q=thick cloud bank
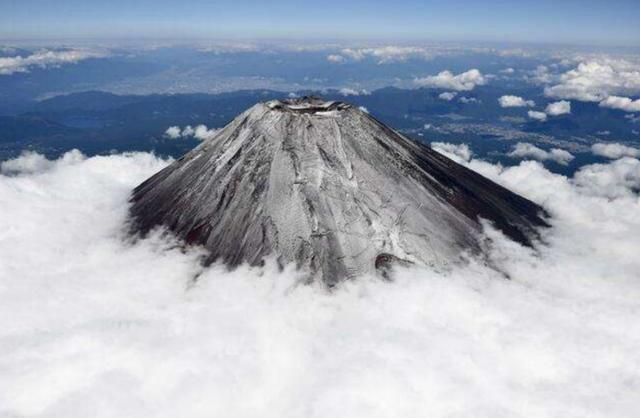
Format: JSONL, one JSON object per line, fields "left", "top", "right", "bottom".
{"left": 1, "top": 150, "right": 639, "bottom": 418}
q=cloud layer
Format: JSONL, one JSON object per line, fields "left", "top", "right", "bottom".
{"left": 327, "top": 46, "right": 438, "bottom": 64}
{"left": 0, "top": 49, "right": 107, "bottom": 75}
{"left": 1, "top": 150, "right": 639, "bottom": 418}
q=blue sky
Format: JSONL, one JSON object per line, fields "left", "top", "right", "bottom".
{"left": 1, "top": 0, "right": 639, "bottom": 46}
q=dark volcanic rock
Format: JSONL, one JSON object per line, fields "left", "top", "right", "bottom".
{"left": 129, "top": 97, "right": 547, "bottom": 285}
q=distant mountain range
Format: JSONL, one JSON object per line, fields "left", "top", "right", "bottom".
{"left": 1, "top": 88, "right": 637, "bottom": 175}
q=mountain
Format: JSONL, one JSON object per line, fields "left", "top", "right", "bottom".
{"left": 0, "top": 115, "right": 79, "bottom": 141}
{"left": 129, "top": 97, "right": 548, "bottom": 285}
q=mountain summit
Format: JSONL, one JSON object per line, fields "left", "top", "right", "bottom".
{"left": 129, "top": 97, "right": 547, "bottom": 285}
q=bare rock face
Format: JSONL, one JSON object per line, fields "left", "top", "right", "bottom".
{"left": 129, "top": 97, "right": 547, "bottom": 285}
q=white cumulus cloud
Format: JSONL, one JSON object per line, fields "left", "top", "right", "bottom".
{"left": 431, "top": 142, "right": 472, "bottom": 162}
{"left": 326, "top": 54, "right": 346, "bottom": 63}
{"left": 164, "top": 124, "right": 219, "bottom": 141}
{"left": 499, "top": 95, "right": 535, "bottom": 108}
{"left": 573, "top": 157, "right": 640, "bottom": 199}
{"left": 458, "top": 96, "right": 478, "bottom": 104}
{"left": 438, "top": 92, "right": 457, "bottom": 101}
{"left": 164, "top": 126, "right": 182, "bottom": 139}
{"left": 544, "top": 59, "right": 640, "bottom": 102}
{"left": 592, "top": 142, "right": 640, "bottom": 159}
{"left": 193, "top": 125, "right": 219, "bottom": 141}
{"left": 599, "top": 96, "right": 640, "bottom": 113}
{"left": 339, "top": 88, "right": 370, "bottom": 96}
{"left": 415, "top": 69, "right": 486, "bottom": 91}
{"left": 508, "top": 142, "right": 574, "bottom": 165}
{"left": 521, "top": 101, "right": 570, "bottom": 122}
{"left": 337, "top": 46, "right": 435, "bottom": 64}
{"left": 526, "top": 65, "right": 556, "bottom": 85}
{"left": 545, "top": 100, "right": 571, "bottom": 116}
{"left": 527, "top": 110, "right": 548, "bottom": 121}
{"left": 1, "top": 151, "right": 55, "bottom": 174}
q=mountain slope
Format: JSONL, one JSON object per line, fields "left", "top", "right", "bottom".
{"left": 129, "top": 97, "right": 547, "bottom": 285}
